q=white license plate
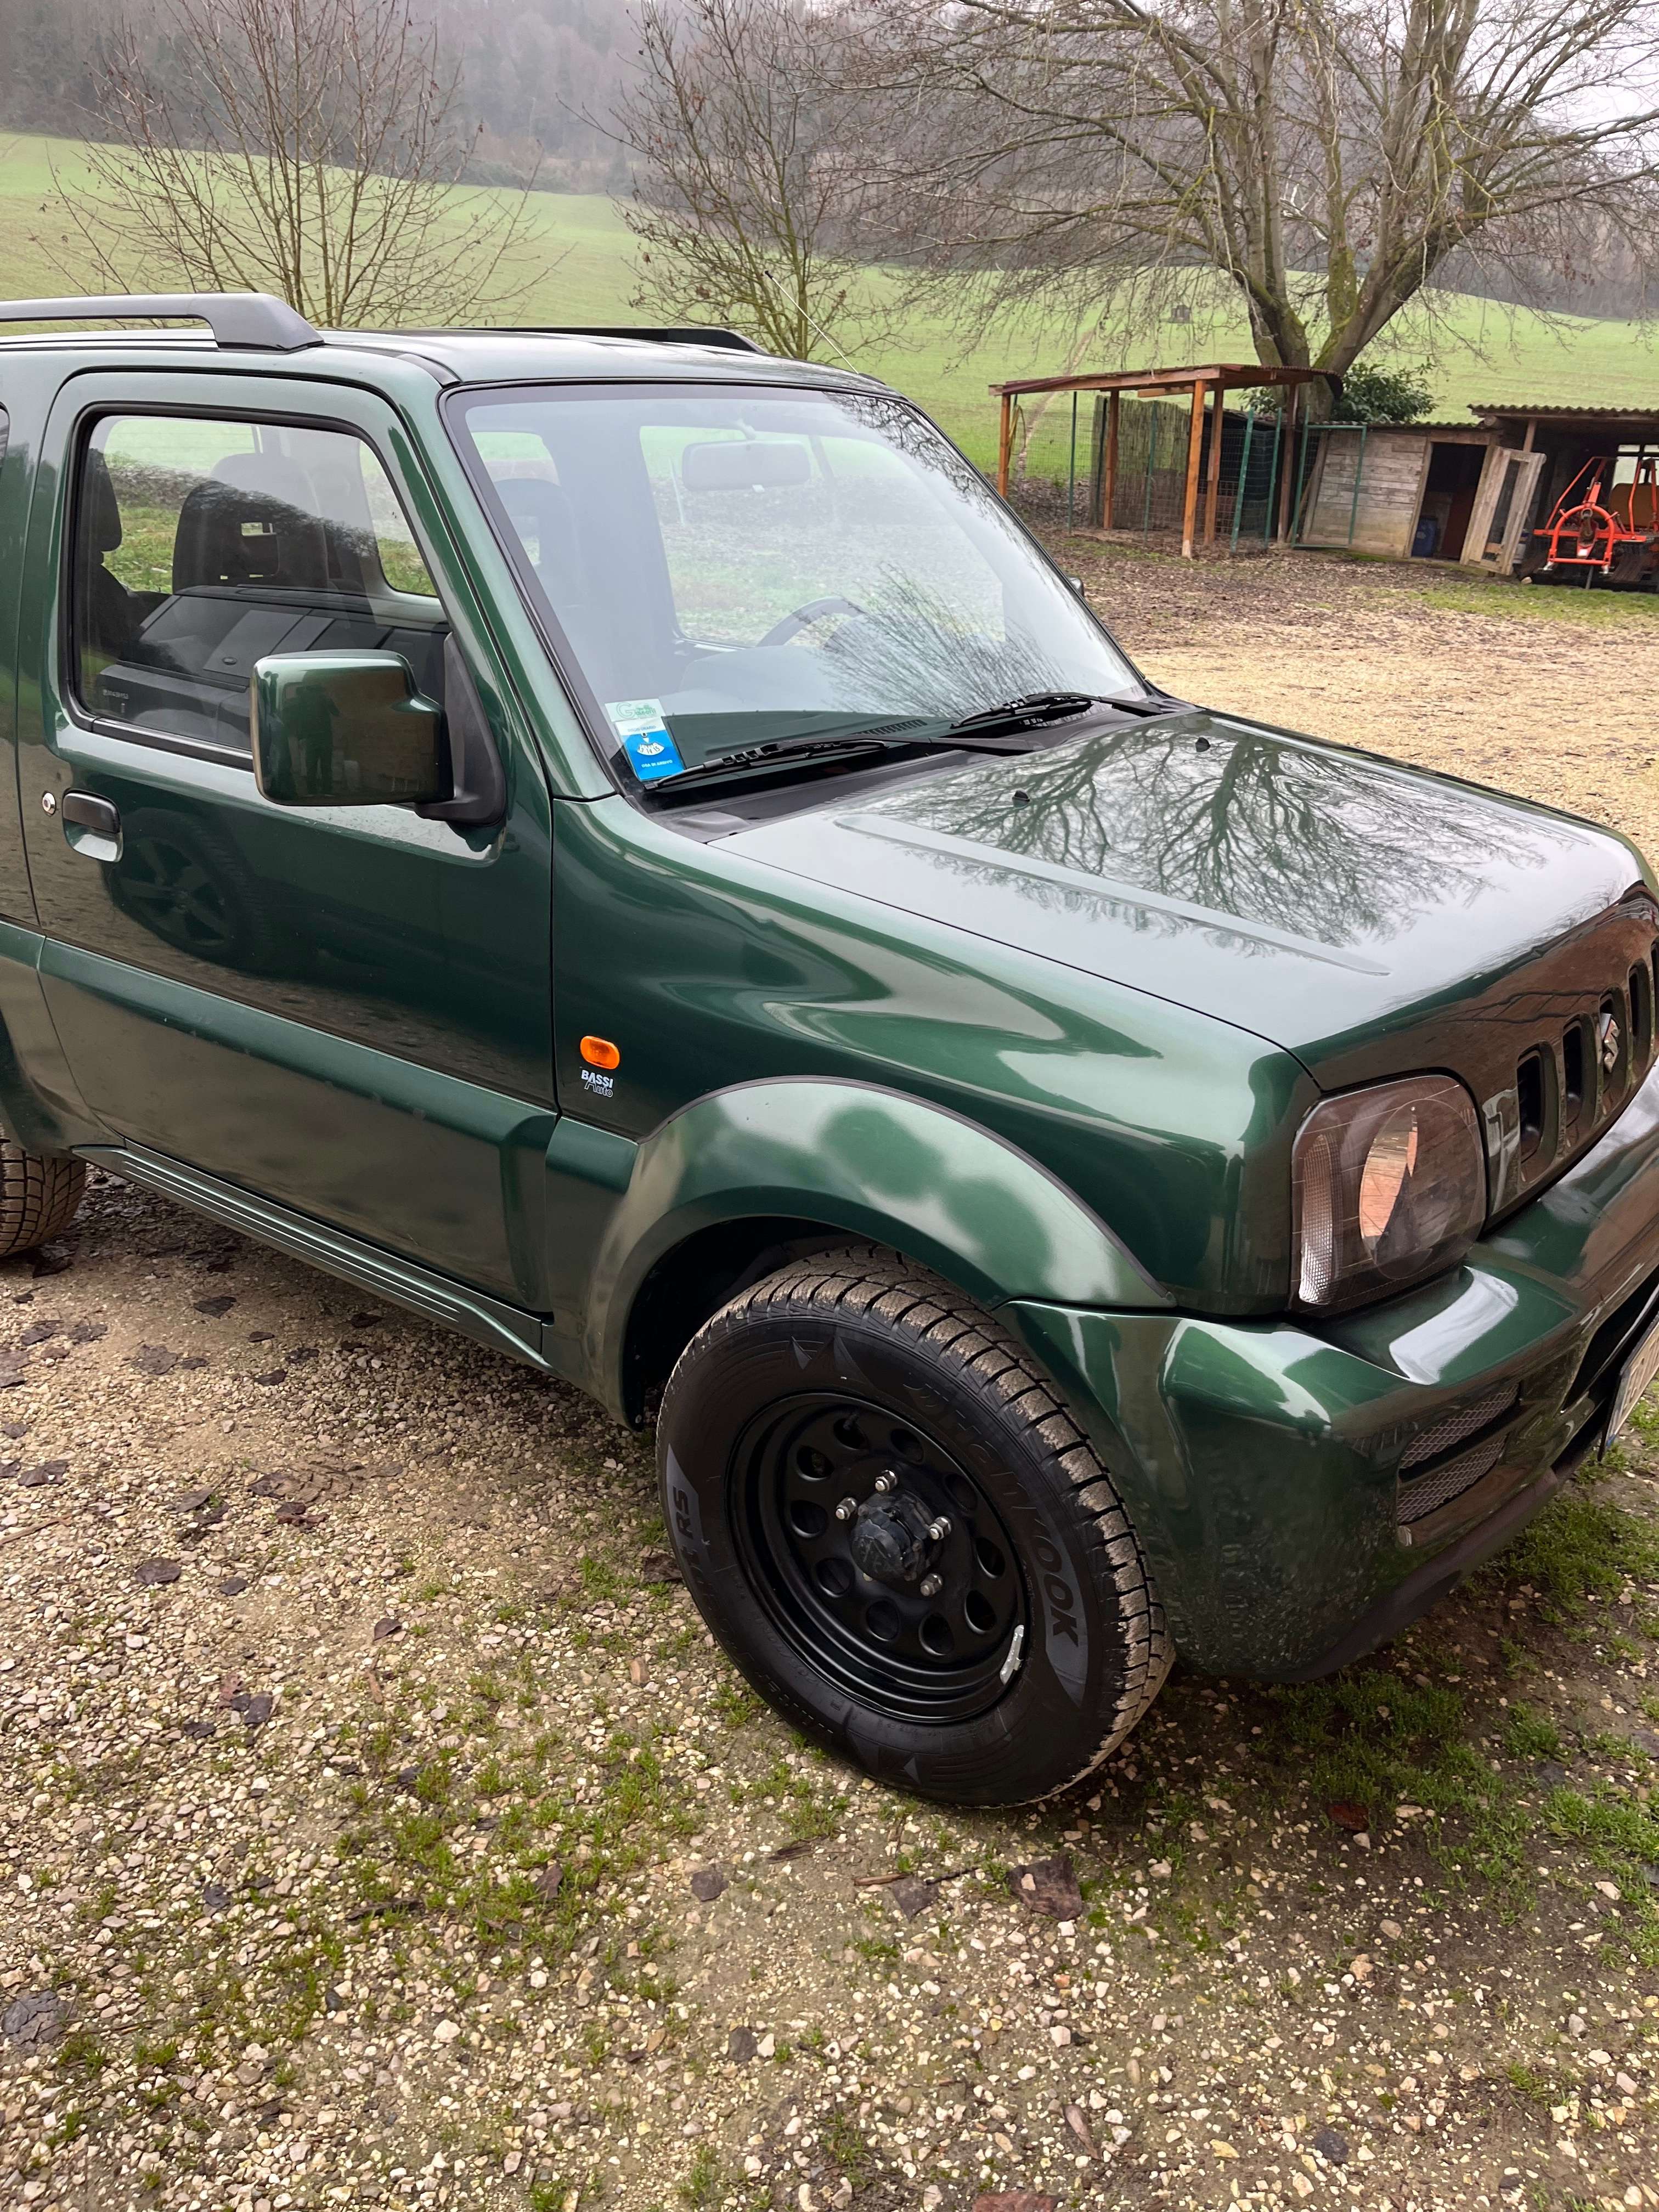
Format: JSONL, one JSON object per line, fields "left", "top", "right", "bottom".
{"left": 1608, "top": 1316, "right": 1659, "bottom": 1446}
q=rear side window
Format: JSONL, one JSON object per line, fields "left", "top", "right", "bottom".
{"left": 71, "top": 414, "right": 442, "bottom": 755}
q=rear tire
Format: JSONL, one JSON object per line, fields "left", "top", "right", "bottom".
{"left": 658, "top": 1244, "right": 1171, "bottom": 1805}
{"left": 0, "top": 1139, "right": 86, "bottom": 1259}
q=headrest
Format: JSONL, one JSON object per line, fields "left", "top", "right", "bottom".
{"left": 81, "top": 447, "right": 124, "bottom": 556}
{"left": 172, "top": 451, "right": 332, "bottom": 592}
{"left": 496, "top": 476, "right": 583, "bottom": 602}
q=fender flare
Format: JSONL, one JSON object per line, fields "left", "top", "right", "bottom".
{"left": 584, "top": 1076, "right": 1171, "bottom": 1409}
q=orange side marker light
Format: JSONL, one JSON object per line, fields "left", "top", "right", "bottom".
{"left": 580, "top": 1036, "right": 621, "bottom": 1070}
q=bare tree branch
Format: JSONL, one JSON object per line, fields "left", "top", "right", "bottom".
{"left": 608, "top": 0, "right": 907, "bottom": 362}
{"left": 43, "top": 0, "right": 540, "bottom": 328}
{"left": 846, "top": 0, "right": 1659, "bottom": 405}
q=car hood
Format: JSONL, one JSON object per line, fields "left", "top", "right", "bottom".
{"left": 720, "top": 708, "right": 1656, "bottom": 1099}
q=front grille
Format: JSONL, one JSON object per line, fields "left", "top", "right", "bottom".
{"left": 1400, "top": 1382, "right": 1518, "bottom": 1471}
{"left": 1398, "top": 1434, "right": 1506, "bottom": 1525}
{"left": 1506, "top": 955, "right": 1659, "bottom": 1204}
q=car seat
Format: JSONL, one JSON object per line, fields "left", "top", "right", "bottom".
{"left": 171, "top": 452, "right": 338, "bottom": 593}
{"left": 78, "top": 447, "right": 143, "bottom": 662}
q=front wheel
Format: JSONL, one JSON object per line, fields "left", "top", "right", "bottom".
{"left": 658, "top": 1245, "right": 1171, "bottom": 1805}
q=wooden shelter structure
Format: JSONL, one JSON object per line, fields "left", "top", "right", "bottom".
{"left": 990, "top": 362, "right": 1326, "bottom": 556}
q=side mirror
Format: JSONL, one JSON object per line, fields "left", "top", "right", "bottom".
{"left": 1065, "top": 573, "right": 1087, "bottom": 598}
{"left": 251, "top": 651, "right": 447, "bottom": 808}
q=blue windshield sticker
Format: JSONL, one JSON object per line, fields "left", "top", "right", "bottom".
{"left": 607, "top": 698, "right": 686, "bottom": 783}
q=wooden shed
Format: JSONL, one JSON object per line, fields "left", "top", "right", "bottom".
{"left": 1293, "top": 420, "right": 1497, "bottom": 561}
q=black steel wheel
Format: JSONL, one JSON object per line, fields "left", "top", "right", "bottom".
{"left": 659, "top": 1244, "right": 1172, "bottom": 1806}
{"left": 733, "top": 1393, "right": 1029, "bottom": 1725}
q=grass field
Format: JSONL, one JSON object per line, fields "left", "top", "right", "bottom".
{"left": 4, "top": 130, "right": 1657, "bottom": 479}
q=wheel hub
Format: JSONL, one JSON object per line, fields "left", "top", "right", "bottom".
{"left": 847, "top": 1485, "right": 935, "bottom": 1585}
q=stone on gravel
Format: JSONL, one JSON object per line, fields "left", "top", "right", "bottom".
{"left": 973, "top": 2193, "right": 1056, "bottom": 2212}
{"left": 134, "top": 1557, "right": 182, "bottom": 1586}
{"left": 1313, "top": 2126, "right": 1351, "bottom": 2164}
{"left": 193, "top": 1295, "right": 236, "bottom": 1316}
{"left": 690, "top": 1865, "right": 728, "bottom": 1903}
{"left": 2, "top": 1990, "right": 70, "bottom": 2047}
{"left": 726, "top": 2025, "right": 758, "bottom": 2063}
{"left": 1006, "top": 1854, "right": 1084, "bottom": 1920}
{"left": 130, "top": 1344, "right": 178, "bottom": 1375}
{"left": 888, "top": 1875, "right": 937, "bottom": 1918}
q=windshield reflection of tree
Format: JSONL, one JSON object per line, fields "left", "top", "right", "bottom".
{"left": 803, "top": 571, "right": 1070, "bottom": 720}
{"left": 868, "top": 725, "right": 1575, "bottom": 949}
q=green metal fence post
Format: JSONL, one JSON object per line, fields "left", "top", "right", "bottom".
{"left": 1261, "top": 411, "right": 1283, "bottom": 546}
{"left": 1229, "top": 410, "right": 1257, "bottom": 553}
{"left": 1142, "top": 405, "right": 1160, "bottom": 537}
{"left": 1067, "top": 390, "right": 1077, "bottom": 531}
{"left": 1346, "top": 424, "right": 1369, "bottom": 547}
{"left": 1291, "top": 414, "right": 1314, "bottom": 546}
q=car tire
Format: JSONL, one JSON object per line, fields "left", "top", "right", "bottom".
{"left": 658, "top": 1243, "right": 1172, "bottom": 1805}
{"left": 0, "top": 1139, "right": 87, "bottom": 1259}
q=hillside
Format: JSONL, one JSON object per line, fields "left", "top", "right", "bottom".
{"left": 3, "top": 133, "right": 1656, "bottom": 478}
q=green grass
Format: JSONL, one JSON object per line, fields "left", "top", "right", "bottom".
{"left": 1265, "top": 1666, "right": 1531, "bottom": 1893}
{"left": 5, "top": 131, "right": 1659, "bottom": 481}
{"left": 1496, "top": 1485, "right": 1659, "bottom": 1626}
{"left": 1421, "top": 581, "right": 1659, "bottom": 627}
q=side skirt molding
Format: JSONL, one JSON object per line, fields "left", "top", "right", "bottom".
{"left": 80, "top": 1143, "right": 553, "bottom": 1374}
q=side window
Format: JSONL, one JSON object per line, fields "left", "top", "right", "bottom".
{"left": 0, "top": 406, "right": 9, "bottom": 472}
{"left": 72, "top": 414, "right": 443, "bottom": 755}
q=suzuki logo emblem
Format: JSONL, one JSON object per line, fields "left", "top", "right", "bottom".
{"left": 1599, "top": 1010, "right": 1622, "bottom": 1074}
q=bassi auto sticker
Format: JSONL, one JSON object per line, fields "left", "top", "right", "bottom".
{"left": 606, "top": 698, "right": 685, "bottom": 782}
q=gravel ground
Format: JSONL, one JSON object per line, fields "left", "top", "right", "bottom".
{"left": 5, "top": 548, "right": 1659, "bottom": 2212}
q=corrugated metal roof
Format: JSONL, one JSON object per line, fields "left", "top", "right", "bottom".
{"left": 1468, "top": 400, "right": 1659, "bottom": 422}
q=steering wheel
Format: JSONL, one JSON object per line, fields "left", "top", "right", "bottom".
{"left": 757, "top": 595, "right": 870, "bottom": 649}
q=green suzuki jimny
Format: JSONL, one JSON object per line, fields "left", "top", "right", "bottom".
{"left": 3, "top": 292, "right": 1657, "bottom": 1803}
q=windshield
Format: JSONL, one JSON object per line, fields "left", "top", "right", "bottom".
{"left": 448, "top": 383, "right": 1142, "bottom": 785}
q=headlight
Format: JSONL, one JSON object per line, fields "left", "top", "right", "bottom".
{"left": 1292, "top": 1074, "right": 1486, "bottom": 1312}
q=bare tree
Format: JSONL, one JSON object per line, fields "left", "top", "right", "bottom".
{"left": 612, "top": 0, "right": 901, "bottom": 361}
{"left": 50, "top": 0, "right": 535, "bottom": 327}
{"left": 852, "top": 0, "right": 1659, "bottom": 407}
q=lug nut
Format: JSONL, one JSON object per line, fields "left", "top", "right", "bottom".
{"left": 919, "top": 1573, "right": 943, "bottom": 1598}
{"left": 834, "top": 1496, "right": 858, "bottom": 1522}
{"left": 926, "top": 1516, "right": 952, "bottom": 1543}
{"left": 873, "top": 1471, "right": 898, "bottom": 1494}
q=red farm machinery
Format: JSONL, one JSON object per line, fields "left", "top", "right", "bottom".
{"left": 1518, "top": 453, "right": 1659, "bottom": 588}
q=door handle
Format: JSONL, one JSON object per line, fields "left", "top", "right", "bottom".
{"left": 62, "top": 792, "right": 121, "bottom": 837}
{"left": 60, "top": 789, "right": 122, "bottom": 863}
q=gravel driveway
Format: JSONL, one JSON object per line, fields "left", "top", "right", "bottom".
{"left": 4, "top": 546, "right": 1659, "bottom": 2212}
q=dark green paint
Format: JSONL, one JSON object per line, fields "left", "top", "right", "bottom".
{"left": 1, "top": 323, "right": 1657, "bottom": 1683}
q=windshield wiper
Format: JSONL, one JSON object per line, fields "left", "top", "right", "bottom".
{"left": 947, "top": 690, "right": 1098, "bottom": 737}
{"left": 653, "top": 695, "right": 1121, "bottom": 794}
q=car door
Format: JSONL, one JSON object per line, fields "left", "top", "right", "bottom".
{"left": 16, "top": 370, "right": 558, "bottom": 1308}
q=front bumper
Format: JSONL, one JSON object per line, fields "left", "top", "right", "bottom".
{"left": 1007, "top": 1064, "right": 1659, "bottom": 1678}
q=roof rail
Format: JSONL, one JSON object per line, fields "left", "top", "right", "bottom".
{"left": 0, "top": 292, "right": 321, "bottom": 352}
{"left": 433, "top": 324, "right": 764, "bottom": 353}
